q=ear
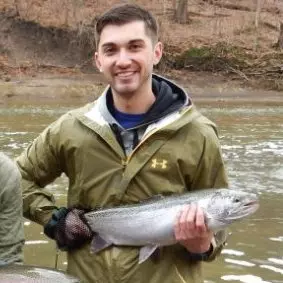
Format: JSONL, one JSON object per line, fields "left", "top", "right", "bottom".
{"left": 153, "top": 41, "right": 163, "bottom": 66}
{"left": 94, "top": 52, "right": 103, "bottom": 72}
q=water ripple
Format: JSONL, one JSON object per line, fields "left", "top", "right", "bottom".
{"left": 222, "top": 274, "right": 271, "bottom": 283}
{"left": 260, "top": 265, "right": 283, "bottom": 275}
{"left": 225, "top": 258, "right": 255, "bottom": 267}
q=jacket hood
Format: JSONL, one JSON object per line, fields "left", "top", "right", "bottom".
{"left": 143, "top": 74, "right": 190, "bottom": 124}
{"left": 97, "top": 74, "right": 191, "bottom": 128}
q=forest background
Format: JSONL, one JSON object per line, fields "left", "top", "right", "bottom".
{"left": 0, "top": 0, "right": 283, "bottom": 96}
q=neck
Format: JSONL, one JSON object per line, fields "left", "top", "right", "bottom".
{"left": 112, "top": 82, "right": 156, "bottom": 114}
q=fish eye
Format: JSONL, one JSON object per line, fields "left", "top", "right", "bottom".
{"left": 234, "top": 198, "right": 240, "bottom": 203}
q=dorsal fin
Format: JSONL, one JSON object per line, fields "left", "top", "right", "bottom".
{"left": 139, "top": 194, "right": 165, "bottom": 204}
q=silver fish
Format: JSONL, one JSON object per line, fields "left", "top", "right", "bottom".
{"left": 84, "top": 188, "right": 259, "bottom": 263}
{"left": 0, "top": 264, "right": 80, "bottom": 283}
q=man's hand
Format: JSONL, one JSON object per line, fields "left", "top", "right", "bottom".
{"left": 174, "top": 204, "right": 213, "bottom": 254}
{"left": 44, "top": 208, "right": 93, "bottom": 251}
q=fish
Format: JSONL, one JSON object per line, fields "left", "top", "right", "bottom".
{"left": 0, "top": 264, "right": 80, "bottom": 283}
{"left": 84, "top": 188, "right": 259, "bottom": 263}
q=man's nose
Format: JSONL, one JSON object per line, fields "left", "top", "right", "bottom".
{"left": 116, "top": 50, "right": 131, "bottom": 67}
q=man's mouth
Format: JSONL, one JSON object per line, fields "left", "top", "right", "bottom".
{"left": 116, "top": 71, "right": 136, "bottom": 78}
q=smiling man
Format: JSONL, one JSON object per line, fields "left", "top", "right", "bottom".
{"left": 95, "top": 20, "right": 162, "bottom": 114}
{"left": 16, "top": 3, "right": 229, "bottom": 283}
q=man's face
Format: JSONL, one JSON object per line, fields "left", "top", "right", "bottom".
{"left": 95, "top": 21, "right": 162, "bottom": 97}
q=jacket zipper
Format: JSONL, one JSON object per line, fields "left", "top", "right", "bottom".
{"left": 121, "top": 107, "right": 191, "bottom": 166}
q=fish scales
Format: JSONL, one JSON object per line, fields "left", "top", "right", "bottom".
{"left": 87, "top": 188, "right": 218, "bottom": 221}
{"left": 84, "top": 188, "right": 259, "bottom": 263}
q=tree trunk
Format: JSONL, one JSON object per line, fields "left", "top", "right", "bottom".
{"left": 13, "top": 0, "right": 21, "bottom": 16}
{"left": 277, "top": 22, "right": 283, "bottom": 49}
{"left": 175, "top": 0, "right": 188, "bottom": 24}
{"left": 255, "top": 0, "right": 261, "bottom": 29}
{"left": 172, "top": 0, "right": 177, "bottom": 10}
{"left": 254, "top": 0, "right": 262, "bottom": 51}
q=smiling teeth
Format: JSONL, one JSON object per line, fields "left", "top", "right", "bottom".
{"left": 117, "top": 72, "right": 134, "bottom": 77}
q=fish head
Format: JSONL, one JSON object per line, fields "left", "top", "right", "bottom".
{"left": 204, "top": 189, "right": 259, "bottom": 230}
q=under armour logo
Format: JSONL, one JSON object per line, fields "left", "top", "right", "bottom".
{"left": 151, "top": 159, "right": 168, "bottom": 169}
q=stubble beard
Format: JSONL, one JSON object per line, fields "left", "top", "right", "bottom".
{"left": 112, "top": 71, "right": 152, "bottom": 99}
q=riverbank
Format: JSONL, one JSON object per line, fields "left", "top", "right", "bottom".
{"left": 0, "top": 69, "right": 282, "bottom": 107}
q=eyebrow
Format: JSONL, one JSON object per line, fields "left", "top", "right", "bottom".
{"left": 101, "top": 39, "right": 145, "bottom": 49}
{"left": 128, "top": 39, "right": 145, "bottom": 45}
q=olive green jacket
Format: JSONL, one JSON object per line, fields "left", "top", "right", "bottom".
{"left": 16, "top": 78, "right": 228, "bottom": 283}
{"left": 0, "top": 152, "right": 24, "bottom": 265}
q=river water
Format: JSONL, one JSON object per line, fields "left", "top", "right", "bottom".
{"left": 0, "top": 97, "right": 282, "bottom": 283}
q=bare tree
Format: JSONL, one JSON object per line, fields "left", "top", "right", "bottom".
{"left": 175, "top": 0, "right": 188, "bottom": 24}
{"left": 276, "top": 22, "right": 283, "bottom": 49}
{"left": 172, "top": 0, "right": 177, "bottom": 11}
{"left": 254, "top": 0, "right": 262, "bottom": 50}
{"left": 14, "top": 0, "right": 21, "bottom": 16}
{"left": 255, "top": 0, "right": 261, "bottom": 29}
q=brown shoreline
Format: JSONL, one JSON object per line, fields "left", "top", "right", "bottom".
{"left": 0, "top": 72, "right": 283, "bottom": 106}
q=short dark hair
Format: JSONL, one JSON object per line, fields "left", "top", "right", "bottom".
{"left": 95, "top": 3, "right": 159, "bottom": 47}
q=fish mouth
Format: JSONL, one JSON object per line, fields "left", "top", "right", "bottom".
{"left": 242, "top": 201, "right": 259, "bottom": 215}
{"left": 244, "top": 200, "right": 258, "bottom": 207}
{"left": 227, "top": 200, "right": 259, "bottom": 222}
{"left": 244, "top": 200, "right": 259, "bottom": 212}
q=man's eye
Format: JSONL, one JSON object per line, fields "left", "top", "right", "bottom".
{"left": 104, "top": 48, "right": 115, "bottom": 55}
{"left": 130, "top": 44, "right": 141, "bottom": 50}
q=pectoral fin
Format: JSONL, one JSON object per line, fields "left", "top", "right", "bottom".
{"left": 91, "top": 234, "right": 112, "bottom": 254}
{"left": 139, "top": 245, "right": 159, "bottom": 264}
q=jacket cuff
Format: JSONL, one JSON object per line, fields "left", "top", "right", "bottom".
{"left": 202, "top": 235, "right": 225, "bottom": 262}
{"left": 187, "top": 242, "right": 214, "bottom": 261}
{"left": 43, "top": 207, "right": 68, "bottom": 239}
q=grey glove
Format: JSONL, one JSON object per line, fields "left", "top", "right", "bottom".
{"left": 44, "top": 207, "right": 93, "bottom": 251}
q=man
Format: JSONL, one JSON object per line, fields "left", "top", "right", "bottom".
{"left": 16, "top": 3, "right": 229, "bottom": 283}
{"left": 0, "top": 152, "right": 24, "bottom": 265}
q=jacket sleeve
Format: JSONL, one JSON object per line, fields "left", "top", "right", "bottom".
{"left": 190, "top": 123, "right": 229, "bottom": 191}
{"left": 16, "top": 119, "right": 65, "bottom": 226}
{"left": 0, "top": 153, "right": 24, "bottom": 264}
{"left": 187, "top": 120, "right": 229, "bottom": 261}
